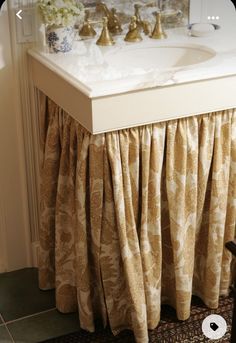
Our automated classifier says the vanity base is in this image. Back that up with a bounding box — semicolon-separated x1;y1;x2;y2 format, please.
29;53;236;134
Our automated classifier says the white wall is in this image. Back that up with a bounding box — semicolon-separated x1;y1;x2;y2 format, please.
189;0;236;26
0;1;32;272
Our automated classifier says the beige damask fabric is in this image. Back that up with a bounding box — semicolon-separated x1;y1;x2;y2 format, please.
38;92;236;343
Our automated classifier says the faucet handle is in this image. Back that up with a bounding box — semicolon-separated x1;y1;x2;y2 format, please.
151;12;167;39
96;17;115;46
79;9;97;38
124;16;143;43
133;3;153;36
109;8;123;35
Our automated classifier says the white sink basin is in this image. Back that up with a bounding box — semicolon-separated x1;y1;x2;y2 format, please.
104;44;216;70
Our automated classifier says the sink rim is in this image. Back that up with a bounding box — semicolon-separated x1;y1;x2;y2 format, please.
103;42;217;71
103;42;216;56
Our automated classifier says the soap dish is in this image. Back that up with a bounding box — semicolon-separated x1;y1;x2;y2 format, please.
188;23;220;37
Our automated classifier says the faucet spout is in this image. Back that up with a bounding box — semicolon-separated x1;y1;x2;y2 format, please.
96;2;122;34
133;3;155;35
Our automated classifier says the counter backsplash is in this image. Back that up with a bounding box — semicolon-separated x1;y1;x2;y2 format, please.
82;0;189;28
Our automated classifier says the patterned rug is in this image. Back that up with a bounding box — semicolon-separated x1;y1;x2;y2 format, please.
41;295;233;343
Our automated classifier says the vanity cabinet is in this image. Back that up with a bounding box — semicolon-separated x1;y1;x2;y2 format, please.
29;39;236;134
29;13;236;343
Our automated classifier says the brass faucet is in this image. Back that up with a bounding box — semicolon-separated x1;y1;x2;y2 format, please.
109;8;123;35
79;9;97;38
96;2;122;35
151;12;167;39
96;17;115;46
124;16;142;43
133;2;155;35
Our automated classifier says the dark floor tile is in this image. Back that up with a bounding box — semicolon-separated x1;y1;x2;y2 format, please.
0;325;13;342
8;309;80;343
0;268;55;322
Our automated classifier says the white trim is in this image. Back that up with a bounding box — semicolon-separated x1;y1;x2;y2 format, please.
8;2;41;242
0;2;34;271
0;1;41;270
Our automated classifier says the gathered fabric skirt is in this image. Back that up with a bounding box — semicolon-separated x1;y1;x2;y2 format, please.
38;93;236;343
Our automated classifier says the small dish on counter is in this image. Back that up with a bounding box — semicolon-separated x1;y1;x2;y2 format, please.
188;23;221;37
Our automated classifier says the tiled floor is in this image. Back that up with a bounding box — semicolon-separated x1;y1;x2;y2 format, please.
0;268;80;342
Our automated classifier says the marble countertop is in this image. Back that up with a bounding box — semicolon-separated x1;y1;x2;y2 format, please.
28;24;236;98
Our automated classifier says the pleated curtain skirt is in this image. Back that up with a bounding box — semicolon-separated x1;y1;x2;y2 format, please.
38;92;236;343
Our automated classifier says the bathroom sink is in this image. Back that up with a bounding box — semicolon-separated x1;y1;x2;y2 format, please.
104;44;216;70
28;26;236;133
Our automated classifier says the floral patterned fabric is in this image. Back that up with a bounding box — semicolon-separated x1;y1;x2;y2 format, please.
38;92;236;343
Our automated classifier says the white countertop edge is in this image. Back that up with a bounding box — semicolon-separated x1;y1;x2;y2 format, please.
28;47;236;99
89;72;236;98
28;49;93;98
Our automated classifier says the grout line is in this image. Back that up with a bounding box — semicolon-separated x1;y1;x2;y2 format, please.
4;324;15;343
4;307;57;325
0;313;5;327
0;314;14;342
